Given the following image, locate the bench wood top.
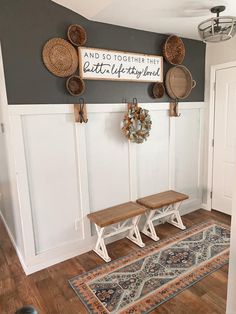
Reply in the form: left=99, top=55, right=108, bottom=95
left=87, top=201, right=146, bottom=227
left=136, top=190, right=189, bottom=210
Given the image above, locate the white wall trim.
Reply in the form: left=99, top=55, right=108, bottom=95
left=169, top=117, right=175, bottom=189
left=128, top=141, right=138, bottom=201
left=8, top=102, right=206, bottom=115
left=226, top=159, right=236, bottom=313
left=74, top=123, right=91, bottom=239
left=0, top=42, right=26, bottom=257
left=0, top=210, right=28, bottom=274
left=206, top=62, right=236, bottom=211
left=200, top=203, right=208, bottom=210
left=194, top=106, right=205, bottom=206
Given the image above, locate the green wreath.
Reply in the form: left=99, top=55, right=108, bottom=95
left=122, top=104, right=152, bottom=144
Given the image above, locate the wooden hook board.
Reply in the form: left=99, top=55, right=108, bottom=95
left=74, top=103, right=88, bottom=123
left=169, top=102, right=181, bottom=117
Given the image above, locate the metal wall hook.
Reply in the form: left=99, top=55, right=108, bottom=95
left=79, top=98, right=88, bottom=123
left=133, top=98, right=138, bottom=106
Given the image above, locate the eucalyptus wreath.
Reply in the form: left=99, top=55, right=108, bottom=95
left=122, top=104, right=152, bottom=144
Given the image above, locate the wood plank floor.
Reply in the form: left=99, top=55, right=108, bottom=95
left=0, top=209, right=230, bottom=314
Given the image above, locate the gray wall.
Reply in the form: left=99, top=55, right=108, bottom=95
left=0, top=0, right=205, bottom=104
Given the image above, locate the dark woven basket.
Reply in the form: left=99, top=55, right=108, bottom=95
left=66, top=75, right=85, bottom=96
left=163, top=35, right=185, bottom=65
left=152, top=82, right=165, bottom=98
left=67, top=24, right=87, bottom=47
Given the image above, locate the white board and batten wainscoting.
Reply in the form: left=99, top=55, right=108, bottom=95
left=0, top=101, right=206, bottom=274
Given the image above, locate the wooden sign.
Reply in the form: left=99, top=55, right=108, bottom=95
left=78, top=47, right=163, bottom=83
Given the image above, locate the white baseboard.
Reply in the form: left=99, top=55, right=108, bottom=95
left=200, top=203, right=211, bottom=211
left=0, top=210, right=28, bottom=274
left=181, top=199, right=202, bottom=215
left=0, top=212, right=97, bottom=274
left=25, top=242, right=95, bottom=275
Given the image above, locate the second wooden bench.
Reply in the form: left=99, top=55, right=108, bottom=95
left=137, top=190, right=189, bottom=241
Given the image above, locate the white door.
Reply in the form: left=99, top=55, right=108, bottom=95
left=212, top=67, right=236, bottom=215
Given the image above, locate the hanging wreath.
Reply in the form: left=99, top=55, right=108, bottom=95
left=121, top=101, right=152, bottom=144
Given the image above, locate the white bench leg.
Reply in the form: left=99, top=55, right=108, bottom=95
left=93, top=225, right=111, bottom=263
left=142, top=210, right=160, bottom=242
left=126, top=215, right=145, bottom=248
left=168, top=202, right=186, bottom=230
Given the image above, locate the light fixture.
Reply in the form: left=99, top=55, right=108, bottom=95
left=198, top=5, right=236, bottom=43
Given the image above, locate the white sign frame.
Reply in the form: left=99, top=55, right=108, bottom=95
left=78, top=47, right=163, bottom=83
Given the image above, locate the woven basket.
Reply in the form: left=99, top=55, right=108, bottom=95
left=165, top=65, right=196, bottom=99
left=67, top=24, right=87, bottom=47
left=42, top=38, right=78, bottom=77
left=163, top=35, right=185, bottom=65
left=152, top=82, right=165, bottom=98
left=66, top=75, right=85, bottom=96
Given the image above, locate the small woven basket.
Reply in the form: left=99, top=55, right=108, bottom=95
left=152, top=82, right=165, bottom=98
left=67, top=24, right=87, bottom=46
left=66, top=75, right=85, bottom=96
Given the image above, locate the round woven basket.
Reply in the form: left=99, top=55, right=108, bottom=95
left=152, top=82, right=165, bottom=98
left=67, top=24, right=87, bottom=46
left=42, top=38, right=78, bottom=77
left=165, top=65, right=196, bottom=99
left=66, top=75, right=85, bottom=96
left=163, top=35, right=185, bottom=65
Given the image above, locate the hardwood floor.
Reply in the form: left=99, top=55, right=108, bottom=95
left=0, top=209, right=230, bottom=314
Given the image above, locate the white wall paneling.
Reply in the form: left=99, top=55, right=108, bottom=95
left=6, top=102, right=205, bottom=274
left=86, top=111, right=130, bottom=212
left=0, top=43, right=25, bottom=262
left=136, top=109, right=170, bottom=198
left=175, top=107, right=204, bottom=212
left=9, top=106, right=92, bottom=270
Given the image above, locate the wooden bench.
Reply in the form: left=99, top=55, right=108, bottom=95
left=87, top=202, right=146, bottom=262
left=137, top=190, right=189, bottom=241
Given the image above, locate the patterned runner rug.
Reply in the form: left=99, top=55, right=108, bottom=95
left=69, top=220, right=230, bottom=313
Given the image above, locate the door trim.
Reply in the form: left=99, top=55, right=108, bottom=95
left=207, top=61, right=236, bottom=211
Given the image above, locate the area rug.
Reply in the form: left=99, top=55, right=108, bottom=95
left=69, top=220, right=230, bottom=314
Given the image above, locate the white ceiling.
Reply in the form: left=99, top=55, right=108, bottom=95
left=53, top=0, right=236, bottom=40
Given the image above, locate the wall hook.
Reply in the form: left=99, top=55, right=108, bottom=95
left=169, top=100, right=181, bottom=117
left=133, top=98, right=138, bottom=106
left=74, top=98, right=88, bottom=123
